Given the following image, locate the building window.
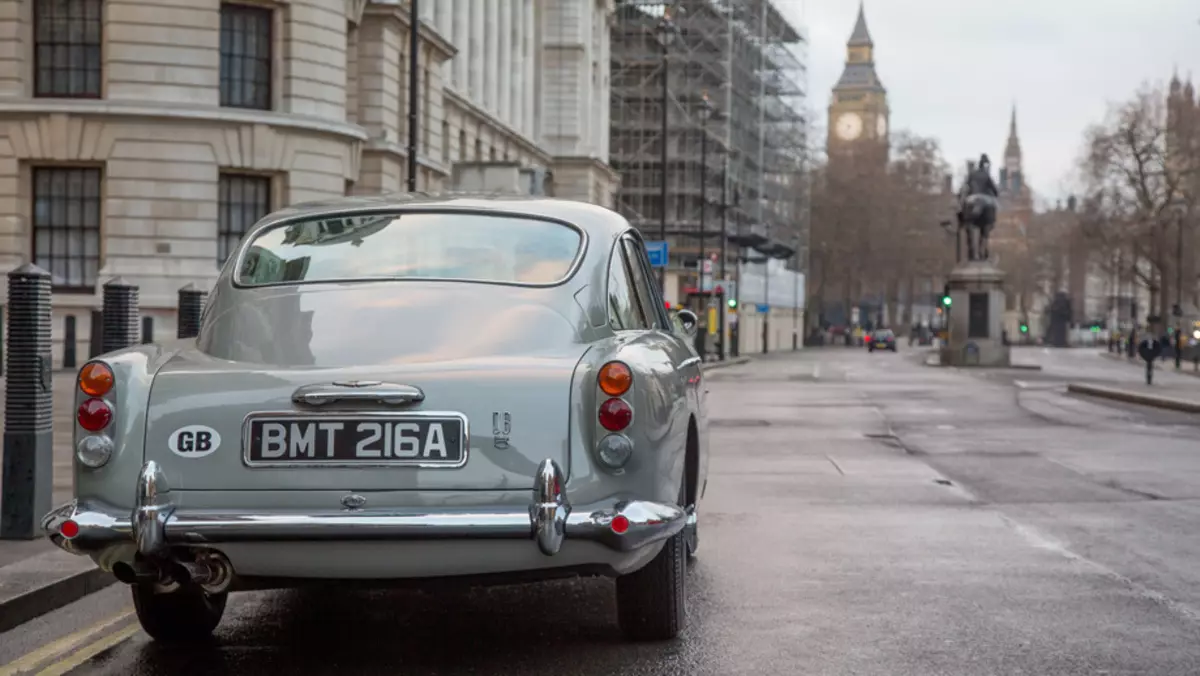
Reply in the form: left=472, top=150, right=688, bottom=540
left=33, top=0, right=103, bottom=98
left=32, top=167, right=102, bottom=291
left=219, top=3, right=272, bottom=110
left=218, top=173, right=271, bottom=266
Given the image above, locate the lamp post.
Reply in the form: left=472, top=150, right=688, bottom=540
left=406, top=0, right=419, bottom=192
left=654, top=8, right=677, bottom=289
left=717, top=153, right=732, bottom=360
left=695, top=91, right=713, bottom=361
left=1175, top=204, right=1186, bottom=369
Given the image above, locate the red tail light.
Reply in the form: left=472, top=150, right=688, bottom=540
left=60, top=519, right=80, bottom=539
left=77, top=398, right=113, bottom=432
left=598, top=398, right=633, bottom=431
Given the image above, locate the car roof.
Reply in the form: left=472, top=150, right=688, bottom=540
left=252, top=192, right=633, bottom=243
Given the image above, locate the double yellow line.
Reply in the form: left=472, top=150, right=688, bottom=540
left=0, top=609, right=140, bottom=676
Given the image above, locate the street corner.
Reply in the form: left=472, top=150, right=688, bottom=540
left=0, top=547, right=116, bottom=634
left=1066, top=382, right=1200, bottom=415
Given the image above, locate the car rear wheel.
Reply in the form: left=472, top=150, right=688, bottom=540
left=615, top=482, right=687, bottom=641
left=132, top=583, right=227, bottom=643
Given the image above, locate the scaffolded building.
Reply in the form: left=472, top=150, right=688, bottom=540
left=609, top=0, right=809, bottom=297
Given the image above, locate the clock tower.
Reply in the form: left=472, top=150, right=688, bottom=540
left=827, top=3, right=889, bottom=164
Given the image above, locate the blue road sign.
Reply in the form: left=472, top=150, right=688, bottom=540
left=645, top=240, right=668, bottom=268
left=756, top=304, right=769, bottom=313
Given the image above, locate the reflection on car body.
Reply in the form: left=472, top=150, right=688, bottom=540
left=43, top=194, right=708, bottom=645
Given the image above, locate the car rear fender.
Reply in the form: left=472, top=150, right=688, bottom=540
left=563, top=333, right=688, bottom=509
left=73, top=339, right=192, bottom=510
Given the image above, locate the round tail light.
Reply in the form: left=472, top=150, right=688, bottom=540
left=77, top=398, right=113, bottom=432
left=79, top=362, right=114, bottom=397
left=60, top=519, right=80, bottom=539
left=598, top=398, right=633, bottom=431
left=610, top=515, right=630, bottom=535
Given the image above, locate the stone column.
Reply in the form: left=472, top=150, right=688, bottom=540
left=454, top=0, right=469, bottom=91
left=525, top=0, right=537, bottom=139
left=511, top=1, right=523, bottom=129
left=485, top=0, right=499, bottom=114
left=470, top=0, right=484, bottom=102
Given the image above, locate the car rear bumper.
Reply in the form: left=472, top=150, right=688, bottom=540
left=42, top=458, right=685, bottom=559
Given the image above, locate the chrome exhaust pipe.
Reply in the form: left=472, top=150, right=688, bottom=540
left=112, top=560, right=164, bottom=585
left=173, top=551, right=234, bottom=594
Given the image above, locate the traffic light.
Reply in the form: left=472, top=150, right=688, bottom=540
left=727, top=298, right=737, bottom=309
left=941, top=283, right=951, bottom=307
left=942, top=295, right=952, bottom=307
left=1019, top=322, right=1029, bottom=334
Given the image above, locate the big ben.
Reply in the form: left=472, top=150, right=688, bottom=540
left=828, top=3, right=889, bottom=165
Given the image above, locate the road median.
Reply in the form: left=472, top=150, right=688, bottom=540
left=1067, top=382, right=1200, bottom=414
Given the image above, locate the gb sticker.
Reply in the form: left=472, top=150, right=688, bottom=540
left=168, top=425, right=221, bottom=458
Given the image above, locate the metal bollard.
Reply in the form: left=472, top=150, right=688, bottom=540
left=177, top=283, right=206, bottom=339
left=101, top=277, right=139, bottom=354
left=63, top=315, right=77, bottom=370
left=141, top=316, right=153, bottom=344
left=88, top=309, right=102, bottom=359
left=1, top=264, right=54, bottom=539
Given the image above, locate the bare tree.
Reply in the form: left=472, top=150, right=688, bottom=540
left=1077, top=84, right=1200, bottom=322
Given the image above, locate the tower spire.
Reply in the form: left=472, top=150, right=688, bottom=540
left=1005, top=103, right=1021, bottom=160
left=848, top=1, right=873, bottom=47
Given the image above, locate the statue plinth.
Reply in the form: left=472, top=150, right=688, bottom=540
left=938, top=259, right=1011, bottom=367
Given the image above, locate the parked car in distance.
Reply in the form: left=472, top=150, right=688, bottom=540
left=868, top=328, right=897, bottom=352
left=43, top=195, right=709, bottom=644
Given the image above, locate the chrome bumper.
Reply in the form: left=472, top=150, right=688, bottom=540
left=41, top=459, right=685, bottom=558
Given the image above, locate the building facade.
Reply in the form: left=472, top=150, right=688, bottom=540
left=0, top=0, right=617, bottom=364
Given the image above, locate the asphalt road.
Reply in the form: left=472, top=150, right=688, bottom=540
left=5, top=346, right=1200, bottom=675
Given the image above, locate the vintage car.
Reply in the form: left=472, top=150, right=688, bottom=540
left=42, top=195, right=709, bottom=643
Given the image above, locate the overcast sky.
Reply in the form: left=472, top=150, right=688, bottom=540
left=780, top=0, right=1200, bottom=209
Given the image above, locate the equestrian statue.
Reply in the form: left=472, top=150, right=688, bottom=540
left=956, top=154, right=1000, bottom=262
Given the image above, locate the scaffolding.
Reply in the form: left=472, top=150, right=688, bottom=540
left=609, top=0, right=809, bottom=290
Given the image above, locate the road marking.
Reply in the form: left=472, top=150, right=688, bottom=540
left=33, top=625, right=140, bottom=676
left=1014, top=380, right=1029, bottom=389
left=0, top=609, right=134, bottom=676
left=937, top=424, right=956, bottom=430
left=811, top=364, right=820, bottom=380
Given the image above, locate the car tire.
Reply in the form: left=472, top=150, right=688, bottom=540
left=615, top=483, right=687, bottom=642
left=132, top=583, right=227, bottom=643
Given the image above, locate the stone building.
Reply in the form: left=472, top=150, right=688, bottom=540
left=0, top=0, right=617, bottom=364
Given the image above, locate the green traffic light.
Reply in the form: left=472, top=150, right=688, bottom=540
left=727, top=299, right=737, bottom=308
left=1020, top=324, right=1028, bottom=333
left=941, top=296, right=952, bottom=306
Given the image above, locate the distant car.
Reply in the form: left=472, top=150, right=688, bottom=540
left=42, top=195, right=708, bottom=644
left=868, top=329, right=897, bottom=352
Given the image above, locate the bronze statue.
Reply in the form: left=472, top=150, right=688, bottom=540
left=956, top=154, right=1000, bottom=261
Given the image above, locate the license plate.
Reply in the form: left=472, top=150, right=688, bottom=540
left=243, top=414, right=468, bottom=467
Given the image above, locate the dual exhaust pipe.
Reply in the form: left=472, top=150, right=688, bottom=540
left=113, top=550, right=234, bottom=595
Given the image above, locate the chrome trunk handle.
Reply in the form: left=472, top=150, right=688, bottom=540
left=292, top=381, right=426, bottom=406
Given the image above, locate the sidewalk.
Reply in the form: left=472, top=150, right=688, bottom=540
left=1068, top=381, right=1200, bottom=413
left=0, top=371, right=115, bottom=632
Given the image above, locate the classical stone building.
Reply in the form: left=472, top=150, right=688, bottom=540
left=0, top=0, right=617, bottom=364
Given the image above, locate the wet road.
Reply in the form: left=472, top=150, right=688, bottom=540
left=6, top=346, right=1200, bottom=675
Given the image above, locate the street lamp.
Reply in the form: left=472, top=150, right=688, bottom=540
left=695, top=91, right=713, bottom=361
left=654, top=7, right=677, bottom=289
left=1173, top=202, right=1187, bottom=369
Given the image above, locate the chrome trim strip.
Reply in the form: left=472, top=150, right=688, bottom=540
left=292, top=382, right=426, bottom=406
left=239, top=410, right=470, bottom=469
left=678, top=357, right=702, bottom=369
left=42, top=459, right=687, bottom=558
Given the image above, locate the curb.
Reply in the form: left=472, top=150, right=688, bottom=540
left=701, top=356, right=751, bottom=371
left=1067, top=382, right=1200, bottom=414
left=0, top=549, right=116, bottom=633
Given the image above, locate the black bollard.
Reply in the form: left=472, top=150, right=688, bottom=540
left=101, top=277, right=139, bottom=354
left=87, top=309, right=102, bottom=359
left=141, top=315, right=154, bottom=344
left=63, top=315, right=77, bottom=370
left=177, top=283, right=206, bottom=339
left=1, top=264, right=53, bottom=539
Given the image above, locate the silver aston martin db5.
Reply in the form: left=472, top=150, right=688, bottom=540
left=43, top=194, right=709, bottom=643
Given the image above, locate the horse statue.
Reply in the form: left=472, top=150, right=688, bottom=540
left=955, top=154, right=1001, bottom=262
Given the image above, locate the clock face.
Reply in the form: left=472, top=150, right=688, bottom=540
left=876, top=115, right=887, bottom=137
left=836, top=113, right=863, bottom=141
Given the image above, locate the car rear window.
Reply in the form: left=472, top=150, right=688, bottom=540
left=235, top=211, right=583, bottom=287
